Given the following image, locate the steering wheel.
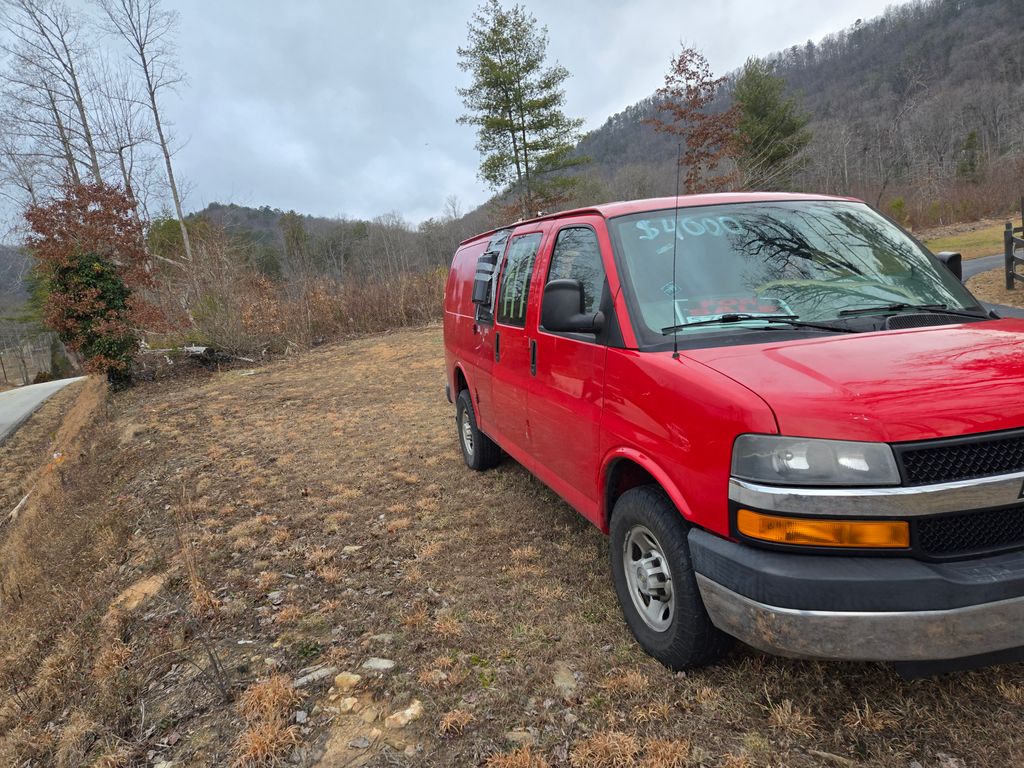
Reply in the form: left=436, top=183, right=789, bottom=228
left=755, top=278, right=916, bottom=302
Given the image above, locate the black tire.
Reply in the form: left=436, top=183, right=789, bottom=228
left=609, top=485, right=733, bottom=670
left=455, top=389, right=501, bottom=471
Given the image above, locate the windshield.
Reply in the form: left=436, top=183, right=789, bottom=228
left=608, top=200, right=982, bottom=343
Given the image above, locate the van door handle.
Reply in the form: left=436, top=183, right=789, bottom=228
left=494, top=331, right=501, bottom=362
left=530, top=339, right=537, bottom=376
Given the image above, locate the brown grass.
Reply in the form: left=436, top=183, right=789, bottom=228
left=642, top=738, right=690, bottom=768
left=0, top=377, right=132, bottom=764
left=231, top=720, right=299, bottom=767
left=486, top=745, right=552, bottom=768
left=238, top=675, right=299, bottom=723
left=0, top=379, right=82, bottom=515
left=569, top=730, right=640, bottom=767
left=437, top=708, right=475, bottom=736
left=231, top=676, right=301, bottom=766
left=2, top=327, right=1023, bottom=766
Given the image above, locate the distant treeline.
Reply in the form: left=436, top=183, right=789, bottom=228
left=575, top=0, right=1024, bottom=227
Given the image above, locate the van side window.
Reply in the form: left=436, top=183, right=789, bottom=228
left=497, top=232, right=542, bottom=326
left=547, top=227, right=606, bottom=315
left=474, top=229, right=510, bottom=325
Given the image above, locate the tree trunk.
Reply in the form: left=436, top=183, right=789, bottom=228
left=116, top=146, right=142, bottom=226
left=62, top=39, right=102, bottom=183
left=141, top=50, right=193, bottom=262
left=47, top=88, right=80, bottom=185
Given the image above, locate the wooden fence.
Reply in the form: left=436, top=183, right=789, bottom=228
left=0, top=332, right=57, bottom=386
left=1005, top=198, right=1024, bottom=290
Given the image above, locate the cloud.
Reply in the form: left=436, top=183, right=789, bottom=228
left=126, top=0, right=897, bottom=223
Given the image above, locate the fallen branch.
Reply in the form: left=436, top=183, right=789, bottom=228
left=4, top=490, right=31, bottom=526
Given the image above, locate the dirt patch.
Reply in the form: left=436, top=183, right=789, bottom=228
left=0, top=327, right=1021, bottom=767
left=110, top=573, right=167, bottom=612
left=967, top=269, right=1024, bottom=310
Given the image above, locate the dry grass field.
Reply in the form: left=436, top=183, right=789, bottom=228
left=919, top=217, right=1010, bottom=260
left=1, top=326, right=1023, bottom=767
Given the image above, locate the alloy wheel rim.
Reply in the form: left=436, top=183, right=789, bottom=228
left=623, top=524, right=674, bottom=632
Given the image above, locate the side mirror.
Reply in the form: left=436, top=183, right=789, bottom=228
left=936, top=251, right=963, bottom=282
left=541, top=279, right=604, bottom=334
left=471, top=251, right=498, bottom=305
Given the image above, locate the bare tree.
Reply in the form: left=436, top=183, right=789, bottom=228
left=0, top=67, right=82, bottom=206
left=0, top=0, right=103, bottom=184
left=442, top=194, right=463, bottom=223
left=0, top=114, right=42, bottom=206
left=96, top=0, right=193, bottom=261
left=91, top=56, right=154, bottom=219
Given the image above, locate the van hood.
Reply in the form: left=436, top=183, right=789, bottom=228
left=682, top=319, right=1024, bottom=443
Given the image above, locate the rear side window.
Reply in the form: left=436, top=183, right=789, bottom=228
left=548, top=227, right=606, bottom=315
left=475, top=229, right=510, bottom=326
left=497, top=233, right=542, bottom=326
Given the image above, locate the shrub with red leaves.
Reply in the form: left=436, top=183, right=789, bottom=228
left=24, top=182, right=158, bottom=389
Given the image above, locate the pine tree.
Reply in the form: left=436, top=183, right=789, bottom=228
left=457, top=0, right=585, bottom=219
left=956, top=130, right=981, bottom=182
left=733, top=59, right=811, bottom=190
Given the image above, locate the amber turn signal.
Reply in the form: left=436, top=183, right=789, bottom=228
left=736, top=509, right=910, bottom=549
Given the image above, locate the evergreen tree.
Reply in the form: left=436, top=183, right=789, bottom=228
left=733, top=59, right=811, bottom=190
left=457, top=0, right=585, bottom=219
left=280, top=211, right=309, bottom=267
left=956, top=130, right=981, bottom=182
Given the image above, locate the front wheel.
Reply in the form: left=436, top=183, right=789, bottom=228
left=455, top=389, right=501, bottom=471
left=610, top=486, right=733, bottom=669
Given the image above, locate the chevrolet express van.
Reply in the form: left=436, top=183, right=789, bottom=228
left=443, top=193, right=1024, bottom=672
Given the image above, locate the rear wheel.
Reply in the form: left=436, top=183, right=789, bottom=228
left=456, top=389, right=501, bottom=471
left=610, top=485, right=733, bottom=669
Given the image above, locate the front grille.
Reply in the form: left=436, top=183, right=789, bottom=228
left=916, top=505, right=1024, bottom=557
left=896, top=430, right=1024, bottom=486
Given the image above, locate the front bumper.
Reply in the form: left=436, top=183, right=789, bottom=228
left=689, top=528, right=1024, bottom=661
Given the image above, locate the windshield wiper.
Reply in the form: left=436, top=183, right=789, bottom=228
left=838, top=302, right=986, bottom=319
left=661, top=313, right=855, bottom=335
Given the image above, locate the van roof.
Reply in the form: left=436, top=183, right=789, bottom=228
left=458, top=191, right=862, bottom=248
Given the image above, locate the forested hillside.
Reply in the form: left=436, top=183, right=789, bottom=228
left=578, top=0, right=1024, bottom=224
left=184, top=200, right=490, bottom=283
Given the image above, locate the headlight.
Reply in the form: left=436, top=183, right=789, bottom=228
left=731, top=434, right=900, bottom=487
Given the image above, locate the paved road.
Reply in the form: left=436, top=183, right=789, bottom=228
left=0, top=376, right=85, bottom=444
left=960, top=253, right=1024, bottom=319
left=963, top=253, right=1003, bottom=280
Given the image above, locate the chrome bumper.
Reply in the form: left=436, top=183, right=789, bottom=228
left=728, top=471, right=1024, bottom=518
left=697, top=574, right=1024, bottom=661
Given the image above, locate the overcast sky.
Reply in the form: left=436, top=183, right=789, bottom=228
left=164, top=0, right=897, bottom=224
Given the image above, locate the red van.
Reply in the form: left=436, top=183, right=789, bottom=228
left=443, top=193, right=1024, bottom=673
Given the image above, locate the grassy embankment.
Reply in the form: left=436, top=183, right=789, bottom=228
left=919, top=218, right=1007, bottom=260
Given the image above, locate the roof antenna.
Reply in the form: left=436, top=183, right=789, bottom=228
left=671, top=142, right=682, bottom=359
